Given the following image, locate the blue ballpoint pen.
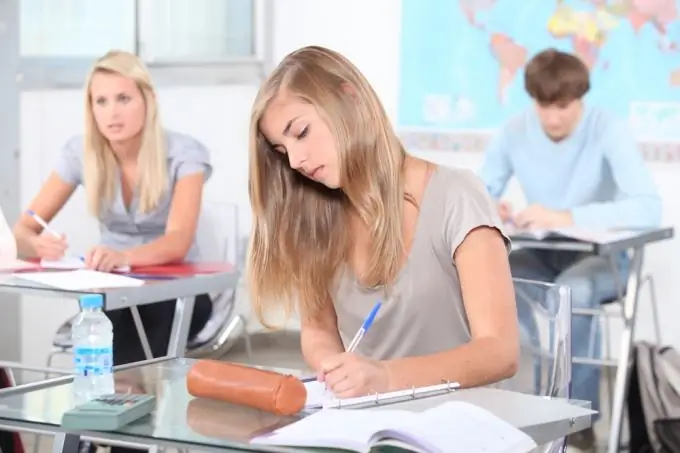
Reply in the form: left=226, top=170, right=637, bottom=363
left=346, top=301, right=382, bottom=353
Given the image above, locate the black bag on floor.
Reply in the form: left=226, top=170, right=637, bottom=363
left=627, top=341, right=680, bottom=453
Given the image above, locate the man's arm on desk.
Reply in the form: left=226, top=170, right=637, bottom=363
left=571, top=122, right=662, bottom=229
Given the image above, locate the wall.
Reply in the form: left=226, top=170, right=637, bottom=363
left=17, top=0, right=679, bottom=371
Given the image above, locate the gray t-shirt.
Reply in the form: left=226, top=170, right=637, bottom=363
left=334, top=165, right=509, bottom=360
left=54, top=130, right=213, bottom=261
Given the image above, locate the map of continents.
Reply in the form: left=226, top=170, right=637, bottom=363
left=398, top=0, right=680, bottom=140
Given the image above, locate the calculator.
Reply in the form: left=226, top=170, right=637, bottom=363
left=61, top=393, right=156, bottom=431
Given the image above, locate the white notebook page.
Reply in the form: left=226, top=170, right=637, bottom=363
left=40, top=256, right=86, bottom=269
left=40, top=256, right=131, bottom=272
left=304, top=380, right=337, bottom=409
left=13, top=269, right=144, bottom=290
left=382, top=401, right=537, bottom=453
left=252, top=401, right=537, bottom=453
left=251, top=408, right=415, bottom=452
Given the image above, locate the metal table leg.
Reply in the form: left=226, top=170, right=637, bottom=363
left=130, top=306, right=154, bottom=360
left=166, top=296, right=195, bottom=357
left=607, top=247, right=644, bottom=453
left=51, top=433, right=80, bottom=453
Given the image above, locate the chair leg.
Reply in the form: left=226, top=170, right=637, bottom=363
left=46, top=348, right=71, bottom=379
left=46, top=350, right=57, bottom=379
left=586, top=313, right=597, bottom=358
left=238, top=315, right=253, bottom=359
left=603, top=315, right=615, bottom=418
left=5, top=368, right=16, bottom=387
left=32, top=435, right=42, bottom=453
left=643, top=275, right=663, bottom=345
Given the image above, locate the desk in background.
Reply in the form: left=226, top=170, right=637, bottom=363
left=508, top=226, right=675, bottom=453
left=0, top=358, right=593, bottom=453
left=0, top=263, right=239, bottom=372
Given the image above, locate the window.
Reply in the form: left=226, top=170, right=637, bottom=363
left=19, top=0, right=267, bottom=88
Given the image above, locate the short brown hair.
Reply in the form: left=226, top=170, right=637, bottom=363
left=524, top=48, right=590, bottom=105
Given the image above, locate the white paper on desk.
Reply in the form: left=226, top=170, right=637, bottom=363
left=40, top=256, right=131, bottom=272
left=252, top=400, right=537, bottom=453
left=12, top=269, right=144, bottom=290
left=304, top=380, right=337, bottom=409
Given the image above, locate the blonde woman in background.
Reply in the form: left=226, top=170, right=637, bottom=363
left=247, top=46, right=519, bottom=398
left=13, top=50, right=214, bottom=390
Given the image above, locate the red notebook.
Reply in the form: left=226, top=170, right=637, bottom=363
left=129, top=261, right=236, bottom=276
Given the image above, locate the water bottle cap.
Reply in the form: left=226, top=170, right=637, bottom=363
left=80, top=294, right=104, bottom=309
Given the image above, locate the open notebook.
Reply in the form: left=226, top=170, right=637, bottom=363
left=251, top=400, right=537, bottom=453
left=506, top=225, right=643, bottom=244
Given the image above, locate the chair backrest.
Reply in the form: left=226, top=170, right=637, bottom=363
left=498, top=277, right=573, bottom=452
left=195, top=201, right=240, bottom=266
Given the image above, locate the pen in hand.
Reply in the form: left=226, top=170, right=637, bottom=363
left=25, top=210, right=69, bottom=260
left=26, top=210, right=62, bottom=239
left=346, top=301, right=382, bottom=353
left=317, top=301, right=382, bottom=387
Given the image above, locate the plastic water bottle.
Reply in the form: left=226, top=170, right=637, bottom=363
left=72, top=294, right=115, bottom=402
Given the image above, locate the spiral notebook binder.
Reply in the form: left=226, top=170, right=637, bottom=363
left=323, top=379, right=461, bottom=410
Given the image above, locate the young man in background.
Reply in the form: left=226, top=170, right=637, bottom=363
left=479, top=48, right=662, bottom=451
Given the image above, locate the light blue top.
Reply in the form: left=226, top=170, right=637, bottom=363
left=54, top=130, right=213, bottom=261
left=479, top=105, right=662, bottom=229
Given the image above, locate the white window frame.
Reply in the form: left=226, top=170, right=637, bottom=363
left=18, top=0, right=274, bottom=90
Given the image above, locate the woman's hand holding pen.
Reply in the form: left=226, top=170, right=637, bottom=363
left=318, top=352, right=390, bottom=398
left=30, top=234, right=68, bottom=260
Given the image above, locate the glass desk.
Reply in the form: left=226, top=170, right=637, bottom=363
left=0, top=358, right=594, bottom=453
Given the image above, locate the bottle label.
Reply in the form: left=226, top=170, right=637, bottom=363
left=74, top=346, right=113, bottom=376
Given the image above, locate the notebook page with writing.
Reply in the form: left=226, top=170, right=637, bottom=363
left=250, top=408, right=417, bottom=453
left=40, top=256, right=86, bottom=269
left=372, top=401, right=537, bottom=453
left=12, top=269, right=144, bottom=290
left=40, top=256, right=131, bottom=272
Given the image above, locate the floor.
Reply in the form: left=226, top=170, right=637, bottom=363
left=22, top=330, right=622, bottom=453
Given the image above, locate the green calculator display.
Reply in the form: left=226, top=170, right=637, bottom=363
left=61, top=393, right=156, bottom=431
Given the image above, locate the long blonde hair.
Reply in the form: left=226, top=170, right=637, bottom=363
left=247, top=46, right=407, bottom=326
left=83, top=50, right=167, bottom=216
